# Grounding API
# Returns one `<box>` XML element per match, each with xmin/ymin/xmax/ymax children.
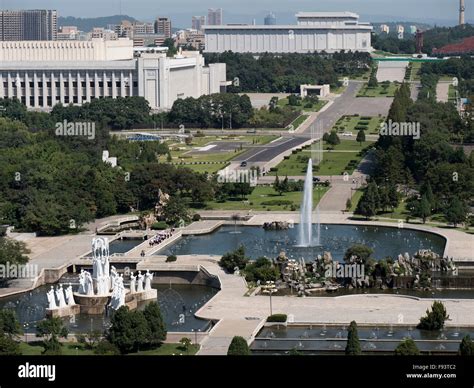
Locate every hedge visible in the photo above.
<box><xmin>267</xmin><ymin>314</ymin><xmax>287</xmax><ymax>323</ymax></box>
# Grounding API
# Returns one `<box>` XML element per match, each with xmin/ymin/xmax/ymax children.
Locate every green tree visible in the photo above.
<box><xmin>107</xmin><ymin>306</ymin><xmax>151</xmax><ymax>354</ymax></box>
<box><xmin>179</xmin><ymin>337</ymin><xmax>192</xmax><ymax>354</ymax></box>
<box><xmin>345</xmin><ymin>321</ymin><xmax>361</xmax><ymax>355</ymax></box>
<box><xmin>273</xmin><ymin>174</ymin><xmax>281</xmax><ymax>195</ymax></box>
<box><xmin>444</xmin><ymin>197</ymin><xmax>467</xmax><ymax>227</ymax></box>
<box><xmin>227</xmin><ymin>336</ymin><xmax>250</xmax><ymax>355</ymax></box>
<box><xmin>36</xmin><ymin>316</ymin><xmax>69</xmax><ymax>355</ymax></box>
<box><xmin>395</xmin><ymin>339</ymin><xmax>420</xmax><ymax>355</ymax></box>
<box><xmin>355</xmin><ymin>182</ymin><xmax>380</xmax><ymax>219</ymax></box>
<box><xmin>415</xmin><ymin>195</ymin><xmax>432</xmax><ymax>224</ymax></box>
<box><xmin>162</xmin><ymin>196</ymin><xmax>190</xmax><ymax>227</ymax></box>
<box><xmin>0</xmin><ymin>309</ymin><xmax>22</xmax><ymax>336</ymax></box>
<box><xmin>368</xmin><ymin>72</ymin><xmax>379</xmax><ymax>88</ymax></box>
<box><xmin>219</xmin><ymin>246</ymin><xmax>249</xmax><ymax>272</ymax></box>
<box><xmin>326</xmin><ymin>130</ymin><xmax>341</xmax><ymax>146</ymax></box>
<box><xmin>344</xmin><ymin>244</ymin><xmax>374</xmax><ymax>265</ymax></box>
<box><xmin>143</xmin><ymin>302</ymin><xmax>167</xmax><ymax>346</ymax></box>
<box><xmin>459</xmin><ymin>335</ymin><xmax>474</xmax><ymax>356</ymax></box>
<box><xmin>356</xmin><ymin>129</ymin><xmax>366</xmax><ymax>145</ymax></box>
<box><xmin>417</xmin><ymin>301</ymin><xmax>449</xmax><ymax>331</ymax></box>
<box><xmin>0</xmin><ymin>334</ymin><xmax>20</xmax><ymax>355</ymax></box>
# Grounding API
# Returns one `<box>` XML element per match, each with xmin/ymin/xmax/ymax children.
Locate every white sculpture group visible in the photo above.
<box><xmin>47</xmin><ymin>237</ymin><xmax>156</xmax><ymax>312</ymax></box>
<box><xmin>46</xmin><ymin>283</ymin><xmax>76</xmax><ymax>310</ymax></box>
<box><xmin>129</xmin><ymin>270</ymin><xmax>153</xmax><ymax>294</ymax></box>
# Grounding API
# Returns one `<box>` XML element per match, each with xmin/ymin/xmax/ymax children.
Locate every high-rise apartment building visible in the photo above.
<box><xmin>264</xmin><ymin>12</ymin><xmax>277</xmax><ymax>25</ymax></box>
<box><xmin>207</xmin><ymin>8</ymin><xmax>223</xmax><ymax>25</ymax></box>
<box><xmin>154</xmin><ymin>17</ymin><xmax>171</xmax><ymax>38</ymax></box>
<box><xmin>0</xmin><ymin>9</ymin><xmax>57</xmax><ymax>41</ymax></box>
<box><xmin>192</xmin><ymin>16</ymin><xmax>206</xmax><ymax>31</ymax></box>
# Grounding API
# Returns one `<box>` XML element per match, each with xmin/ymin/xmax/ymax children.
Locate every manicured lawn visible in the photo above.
<box><xmin>333</xmin><ymin>115</ymin><xmax>384</xmax><ymax>135</ymax></box>
<box><xmin>357</xmin><ymin>82</ymin><xmax>400</xmax><ymax>97</ymax></box>
<box><xmin>411</xmin><ymin>61</ymin><xmax>422</xmax><ymax>81</ymax></box>
<box><xmin>349</xmin><ymin>188</ymin><xmax>364</xmax><ymax>212</ymax></box>
<box><xmin>288</xmin><ymin>114</ymin><xmax>309</xmax><ymax>130</ymax></box>
<box><xmin>18</xmin><ymin>341</ymin><xmax>198</xmax><ymax>356</ymax></box>
<box><xmin>200</xmin><ymin>185</ymin><xmax>329</xmax><ymax>211</ymax></box>
<box><xmin>167</xmin><ymin>134</ymin><xmax>278</xmax><ymax>173</ymax></box>
<box><xmin>269</xmin><ymin>139</ymin><xmax>374</xmax><ymax>177</ymax></box>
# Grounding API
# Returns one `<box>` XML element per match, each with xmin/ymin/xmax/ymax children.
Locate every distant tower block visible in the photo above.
<box><xmin>415</xmin><ymin>29</ymin><xmax>424</xmax><ymax>54</ymax></box>
<box><xmin>380</xmin><ymin>24</ymin><xmax>390</xmax><ymax>34</ymax></box>
<box><xmin>459</xmin><ymin>0</ymin><xmax>466</xmax><ymax>25</ymax></box>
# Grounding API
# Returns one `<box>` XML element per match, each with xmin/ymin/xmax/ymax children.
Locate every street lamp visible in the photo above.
<box><xmin>262</xmin><ymin>281</ymin><xmax>277</xmax><ymax>316</ymax></box>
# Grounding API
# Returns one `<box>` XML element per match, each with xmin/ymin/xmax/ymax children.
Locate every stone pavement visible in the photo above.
<box><xmin>376</xmin><ymin>61</ymin><xmax>408</xmax><ymax>82</ymax></box>
<box><xmin>436</xmin><ymin>81</ymin><xmax>451</xmax><ymax>103</ymax></box>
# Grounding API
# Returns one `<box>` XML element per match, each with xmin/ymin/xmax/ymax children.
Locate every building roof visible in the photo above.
<box><xmin>203</xmin><ymin>24</ymin><xmax>372</xmax><ymax>31</ymax></box>
<box><xmin>433</xmin><ymin>36</ymin><xmax>474</xmax><ymax>55</ymax></box>
<box><xmin>295</xmin><ymin>12</ymin><xmax>359</xmax><ymax>19</ymax></box>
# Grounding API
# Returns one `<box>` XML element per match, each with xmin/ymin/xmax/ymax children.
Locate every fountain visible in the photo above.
<box><xmin>298</xmin><ymin>159</ymin><xmax>314</xmax><ymax>247</ymax></box>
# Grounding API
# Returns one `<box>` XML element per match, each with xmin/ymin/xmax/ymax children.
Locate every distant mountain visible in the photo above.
<box><xmin>58</xmin><ymin>15</ymin><xmax>138</xmax><ymax>32</ymax></box>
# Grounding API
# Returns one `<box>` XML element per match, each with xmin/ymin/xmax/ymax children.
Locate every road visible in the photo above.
<box><xmin>233</xmin><ymin>81</ymin><xmax>391</xmax><ymax>169</ymax></box>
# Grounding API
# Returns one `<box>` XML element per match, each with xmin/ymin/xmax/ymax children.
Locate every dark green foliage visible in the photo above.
<box><xmin>245</xmin><ymin>257</ymin><xmax>280</xmax><ymax>282</ymax></box>
<box><xmin>345</xmin><ymin>321</ymin><xmax>361</xmax><ymax>355</ymax></box>
<box><xmin>267</xmin><ymin>314</ymin><xmax>287</xmax><ymax>323</ymax></box>
<box><xmin>356</xmin><ymin>129</ymin><xmax>366</xmax><ymax>145</ymax></box>
<box><xmin>107</xmin><ymin>306</ymin><xmax>151</xmax><ymax>354</ymax></box>
<box><xmin>355</xmin><ymin>182</ymin><xmax>380</xmax><ymax>219</ymax></box>
<box><xmin>0</xmin><ymin>309</ymin><xmax>22</xmax><ymax>336</ymax></box>
<box><xmin>166</xmin><ymin>255</ymin><xmax>177</xmax><ymax>263</ymax></box>
<box><xmin>36</xmin><ymin>316</ymin><xmax>69</xmax><ymax>355</ymax></box>
<box><xmin>143</xmin><ymin>302</ymin><xmax>167</xmax><ymax>346</ymax></box>
<box><xmin>459</xmin><ymin>335</ymin><xmax>474</xmax><ymax>356</ymax></box>
<box><xmin>205</xmin><ymin>51</ymin><xmax>371</xmax><ymax>93</ymax></box>
<box><xmin>0</xmin><ymin>333</ymin><xmax>20</xmax><ymax>355</ymax></box>
<box><xmin>344</xmin><ymin>244</ymin><xmax>374</xmax><ymax>265</ymax></box>
<box><xmin>94</xmin><ymin>340</ymin><xmax>120</xmax><ymax>355</ymax></box>
<box><xmin>219</xmin><ymin>246</ymin><xmax>249</xmax><ymax>272</ymax></box>
<box><xmin>227</xmin><ymin>336</ymin><xmax>250</xmax><ymax>355</ymax></box>
<box><xmin>395</xmin><ymin>339</ymin><xmax>420</xmax><ymax>355</ymax></box>
<box><xmin>417</xmin><ymin>301</ymin><xmax>450</xmax><ymax>331</ymax></box>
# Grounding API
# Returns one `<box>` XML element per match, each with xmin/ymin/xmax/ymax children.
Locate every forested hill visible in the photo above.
<box><xmin>58</xmin><ymin>15</ymin><xmax>137</xmax><ymax>31</ymax></box>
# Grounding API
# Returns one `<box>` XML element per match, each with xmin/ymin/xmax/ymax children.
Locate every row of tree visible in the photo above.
<box><xmin>205</xmin><ymin>51</ymin><xmax>371</xmax><ymax>93</ymax></box>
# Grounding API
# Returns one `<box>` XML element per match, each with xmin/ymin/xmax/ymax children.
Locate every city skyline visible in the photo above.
<box><xmin>0</xmin><ymin>0</ymin><xmax>472</xmax><ymax>26</ymax></box>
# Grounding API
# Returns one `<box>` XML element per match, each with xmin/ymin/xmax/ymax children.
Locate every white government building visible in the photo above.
<box><xmin>204</xmin><ymin>12</ymin><xmax>373</xmax><ymax>53</ymax></box>
<box><xmin>0</xmin><ymin>39</ymin><xmax>228</xmax><ymax>110</ymax></box>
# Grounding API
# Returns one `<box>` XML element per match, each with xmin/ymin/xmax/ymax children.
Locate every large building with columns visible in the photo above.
<box><xmin>204</xmin><ymin>12</ymin><xmax>373</xmax><ymax>53</ymax></box>
<box><xmin>0</xmin><ymin>39</ymin><xmax>228</xmax><ymax>110</ymax></box>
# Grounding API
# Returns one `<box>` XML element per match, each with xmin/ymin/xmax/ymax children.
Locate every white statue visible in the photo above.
<box><xmin>56</xmin><ymin>285</ymin><xmax>67</xmax><ymax>308</ymax></box>
<box><xmin>92</xmin><ymin>237</ymin><xmax>110</xmax><ymax>280</ymax></box>
<box><xmin>109</xmin><ymin>274</ymin><xmax>126</xmax><ymax>310</ymax></box>
<box><xmin>66</xmin><ymin>283</ymin><xmax>76</xmax><ymax>306</ymax></box>
<box><xmin>110</xmin><ymin>266</ymin><xmax>118</xmax><ymax>291</ymax></box>
<box><xmin>78</xmin><ymin>270</ymin><xmax>86</xmax><ymax>294</ymax></box>
<box><xmin>84</xmin><ymin>271</ymin><xmax>94</xmax><ymax>296</ymax></box>
<box><xmin>144</xmin><ymin>270</ymin><xmax>153</xmax><ymax>291</ymax></box>
<box><xmin>47</xmin><ymin>286</ymin><xmax>57</xmax><ymax>309</ymax></box>
<box><xmin>130</xmin><ymin>272</ymin><xmax>136</xmax><ymax>294</ymax></box>
<box><xmin>137</xmin><ymin>271</ymin><xmax>144</xmax><ymax>293</ymax></box>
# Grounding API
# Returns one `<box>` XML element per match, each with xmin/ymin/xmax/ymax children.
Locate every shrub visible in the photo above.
<box><xmin>192</xmin><ymin>214</ymin><xmax>201</xmax><ymax>221</ymax></box>
<box><xmin>345</xmin><ymin>321</ymin><xmax>361</xmax><ymax>355</ymax></box>
<box><xmin>260</xmin><ymin>200</ymin><xmax>292</xmax><ymax>206</ymax></box>
<box><xmin>395</xmin><ymin>339</ymin><xmax>420</xmax><ymax>355</ymax></box>
<box><xmin>219</xmin><ymin>246</ymin><xmax>249</xmax><ymax>272</ymax></box>
<box><xmin>166</xmin><ymin>255</ymin><xmax>177</xmax><ymax>263</ymax></box>
<box><xmin>227</xmin><ymin>336</ymin><xmax>250</xmax><ymax>355</ymax></box>
<box><xmin>459</xmin><ymin>335</ymin><xmax>474</xmax><ymax>355</ymax></box>
<box><xmin>94</xmin><ymin>340</ymin><xmax>120</xmax><ymax>355</ymax></box>
<box><xmin>151</xmin><ymin>221</ymin><xmax>168</xmax><ymax>230</ymax></box>
<box><xmin>417</xmin><ymin>301</ymin><xmax>449</xmax><ymax>331</ymax></box>
<box><xmin>267</xmin><ymin>314</ymin><xmax>287</xmax><ymax>323</ymax></box>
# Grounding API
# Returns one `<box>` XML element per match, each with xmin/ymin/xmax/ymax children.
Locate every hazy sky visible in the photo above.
<box><xmin>1</xmin><ymin>0</ymin><xmax>473</xmax><ymax>26</ymax></box>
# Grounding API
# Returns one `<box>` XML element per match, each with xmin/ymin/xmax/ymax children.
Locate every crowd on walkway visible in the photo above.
<box><xmin>148</xmin><ymin>229</ymin><xmax>175</xmax><ymax>247</ymax></box>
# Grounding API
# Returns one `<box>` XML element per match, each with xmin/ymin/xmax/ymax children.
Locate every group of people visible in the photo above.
<box><xmin>148</xmin><ymin>229</ymin><xmax>175</xmax><ymax>247</ymax></box>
